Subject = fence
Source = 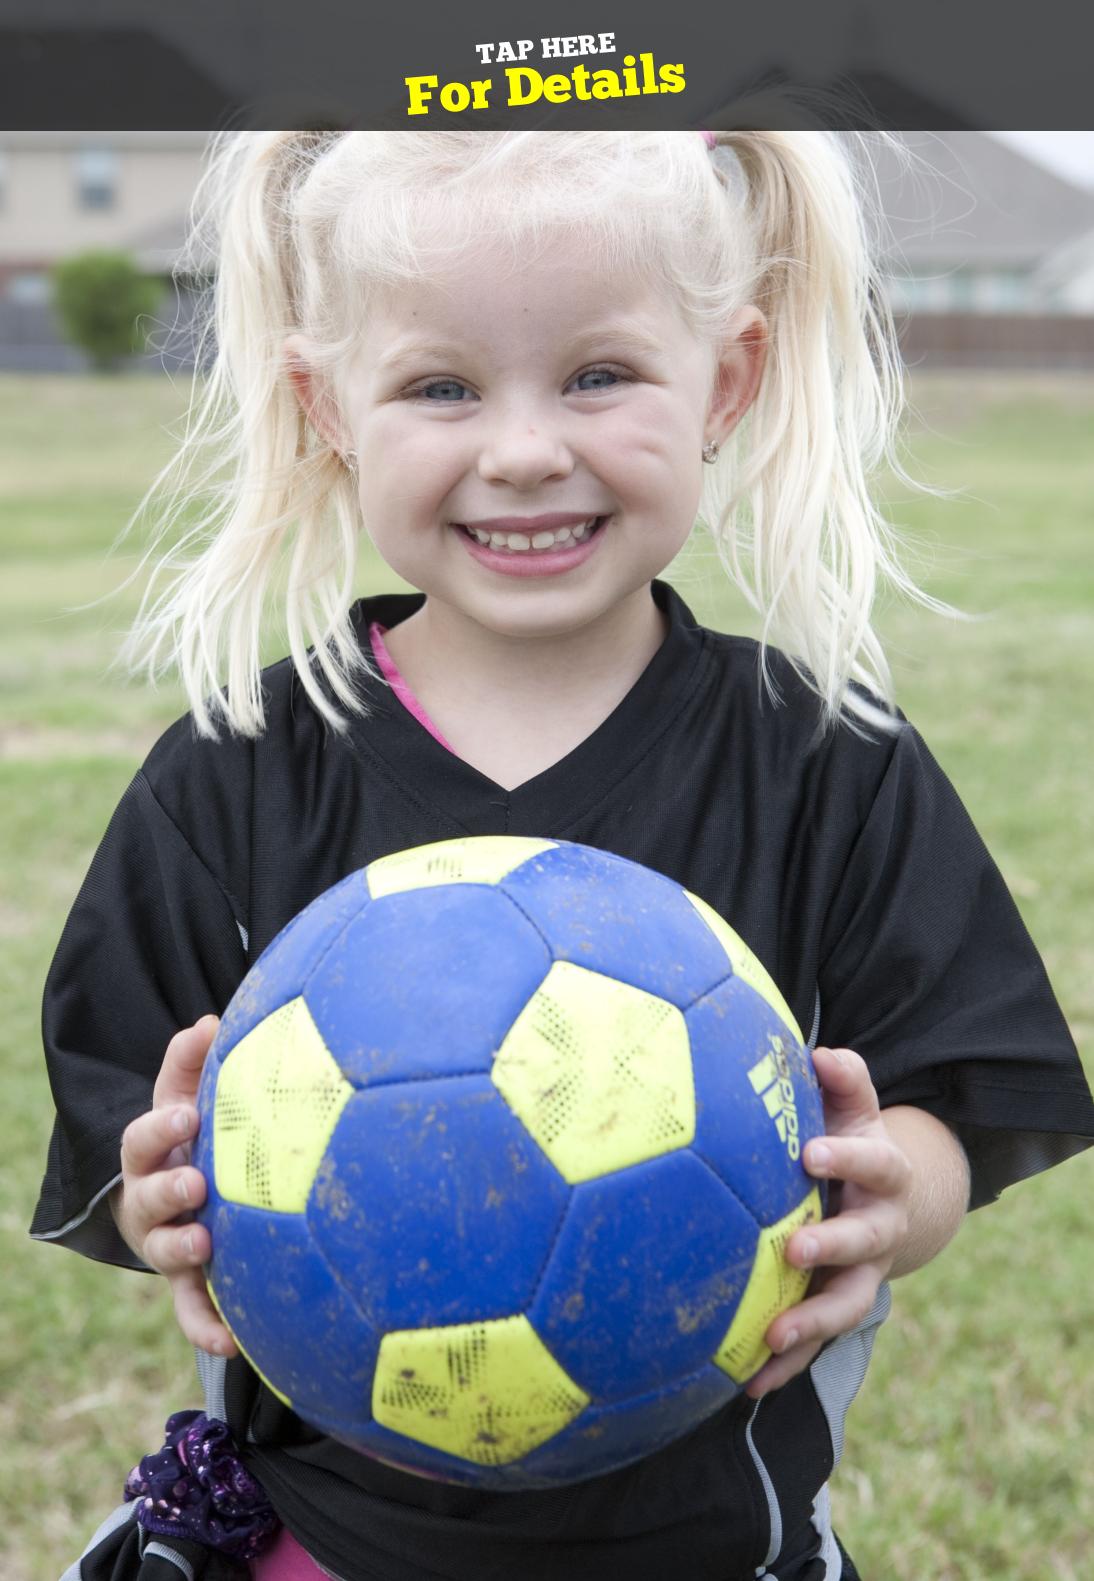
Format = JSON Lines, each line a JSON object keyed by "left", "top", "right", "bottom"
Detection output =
{"left": 897, "top": 313, "right": 1094, "bottom": 371}
{"left": 0, "top": 286, "right": 202, "bottom": 372}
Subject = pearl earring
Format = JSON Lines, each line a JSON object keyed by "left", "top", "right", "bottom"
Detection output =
{"left": 702, "top": 440, "right": 720, "bottom": 464}
{"left": 342, "top": 449, "right": 358, "bottom": 467}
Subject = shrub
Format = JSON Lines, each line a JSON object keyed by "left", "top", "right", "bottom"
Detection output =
{"left": 51, "top": 252, "right": 163, "bottom": 371}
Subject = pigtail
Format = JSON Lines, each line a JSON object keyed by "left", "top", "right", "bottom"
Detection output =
{"left": 119, "top": 129, "right": 372, "bottom": 738}
{"left": 702, "top": 129, "right": 949, "bottom": 735}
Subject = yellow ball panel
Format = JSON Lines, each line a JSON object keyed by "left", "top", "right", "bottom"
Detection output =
{"left": 213, "top": 995, "right": 353, "bottom": 1213}
{"left": 373, "top": 1314, "right": 589, "bottom": 1465}
{"left": 683, "top": 890, "right": 801, "bottom": 1042}
{"left": 491, "top": 961, "right": 695, "bottom": 1184}
{"left": 712, "top": 1188, "right": 823, "bottom": 1383}
{"left": 366, "top": 836, "right": 558, "bottom": 898}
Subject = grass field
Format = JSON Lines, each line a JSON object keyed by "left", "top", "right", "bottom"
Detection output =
{"left": 3, "top": 372, "right": 1092, "bottom": 1580}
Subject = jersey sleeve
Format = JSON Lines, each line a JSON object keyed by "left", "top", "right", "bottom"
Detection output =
{"left": 816, "top": 723, "right": 1094, "bottom": 1209}
{"left": 29, "top": 765, "right": 248, "bottom": 1267}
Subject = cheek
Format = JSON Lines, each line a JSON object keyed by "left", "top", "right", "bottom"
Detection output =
{"left": 360, "top": 419, "right": 461, "bottom": 508}
{"left": 607, "top": 393, "right": 703, "bottom": 473}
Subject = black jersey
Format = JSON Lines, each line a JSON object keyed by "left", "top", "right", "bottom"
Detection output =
{"left": 33, "top": 580, "right": 1093, "bottom": 1581}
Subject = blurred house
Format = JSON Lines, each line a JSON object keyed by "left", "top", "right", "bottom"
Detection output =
{"left": 873, "top": 130, "right": 1094, "bottom": 315}
{"left": 1, "top": 128, "right": 1094, "bottom": 370}
{"left": 1030, "top": 225, "right": 1094, "bottom": 315}
{"left": 0, "top": 130, "right": 208, "bottom": 370}
{"left": 870, "top": 130, "right": 1094, "bottom": 369}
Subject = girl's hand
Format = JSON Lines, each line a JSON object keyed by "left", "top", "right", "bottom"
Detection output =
{"left": 110, "top": 1016, "right": 239, "bottom": 1357}
{"left": 744, "top": 1044, "right": 912, "bottom": 1399}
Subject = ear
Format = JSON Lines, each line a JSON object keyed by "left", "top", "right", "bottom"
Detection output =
{"left": 706, "top": 307, "right": 767, "bottom": 446}
{"left": 283, "top": 334, "right": 352, "bottom": 456}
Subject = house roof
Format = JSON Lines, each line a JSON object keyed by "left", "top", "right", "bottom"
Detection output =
{"left": 868, "top": 130, "right": 1094, "bottom": 271}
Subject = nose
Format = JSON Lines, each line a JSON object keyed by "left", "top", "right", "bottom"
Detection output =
{"left": 476, "top": 405, "right": 574, "bottom": 490}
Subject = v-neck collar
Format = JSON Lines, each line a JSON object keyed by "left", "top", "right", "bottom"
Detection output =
{"left": 346, "top": 580, "right": 711, "bottom": 837}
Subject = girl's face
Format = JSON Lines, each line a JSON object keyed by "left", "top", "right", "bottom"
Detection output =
{"left": 297, "top": 237, "right": 761, "bottom": 645}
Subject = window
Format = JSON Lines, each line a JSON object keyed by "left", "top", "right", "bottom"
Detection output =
{"left": 75, "top": 147, "right": 118, "bottom": 211}
{"left": 7, "top": 271, "right": 52, "bottom": 304}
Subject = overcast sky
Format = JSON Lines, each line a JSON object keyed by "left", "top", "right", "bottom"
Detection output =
{"left": 991, "top": 132, "right": 1094, "bottom": 192}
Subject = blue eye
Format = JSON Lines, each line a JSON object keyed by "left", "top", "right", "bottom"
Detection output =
{"left": 415, "top": 379, "right": 472, "bottom": 403}
{"left": 573, "top": 367, "right": 624, "bottom": 392}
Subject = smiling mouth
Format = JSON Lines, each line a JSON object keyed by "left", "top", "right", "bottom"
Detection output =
{"left": 455, "top": 516, "right": 608, "bottom": 552}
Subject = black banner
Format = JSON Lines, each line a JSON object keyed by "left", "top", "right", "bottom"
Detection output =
{"left": 1, "top": 0, "right": 1092, "bottom": 131}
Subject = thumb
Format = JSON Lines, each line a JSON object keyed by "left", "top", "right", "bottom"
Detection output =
{"left": 152, "top": 1015, "right": 221, "bottom": 1109}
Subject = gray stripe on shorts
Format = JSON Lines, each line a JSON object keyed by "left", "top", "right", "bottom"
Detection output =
{"left": 195, "top": 1346, "right": 228, "bottom": 1421}
{"left": 805, "top": 1282, "right": 893, "bottom": 1577}
{"left": 142, "top": 1540, "right": 196, "bottom": 1579}
{"left": 58, "top": 1498, "right": 139, "bottom": 1581}
{"left": 748, "top": 1282, "right": 891, "bottom": 1578}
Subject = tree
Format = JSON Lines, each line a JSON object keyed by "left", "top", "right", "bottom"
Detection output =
{"left": 51, "top": 251, "right": 163, "bottom": 372}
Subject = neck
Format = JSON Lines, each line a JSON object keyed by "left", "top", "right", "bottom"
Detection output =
{"left": 381, "top": 585, "right": 668, "bottom": 789}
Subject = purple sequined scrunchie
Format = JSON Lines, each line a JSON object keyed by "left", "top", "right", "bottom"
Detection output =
{"left": 124, "top": 1411, "right": 280, "bottom": 1562}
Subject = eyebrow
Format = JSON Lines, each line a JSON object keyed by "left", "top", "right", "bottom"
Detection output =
{"left": 563, "top": 322, "right": 670, "bottom": 361}
{"left": 376, "top": 342, "right": 466, "bottom": 375}
{"left": 375, "top": 320, "right": 670, "bottom": 376}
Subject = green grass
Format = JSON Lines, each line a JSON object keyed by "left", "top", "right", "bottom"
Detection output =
{"left": 3, "top": 372, "right": 1092, "bottom": 1581}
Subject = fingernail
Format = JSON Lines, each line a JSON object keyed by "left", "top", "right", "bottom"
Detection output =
{"left": 171, "top": 1108, "right": 191, "bottom": 1137}
{"left": 799, "top": 1235, "right": 819, "bottom": 1265}
{"left": 174, "top": 1175, "right": 190, "bottom": 1204}
{"left": 779, "top": 1328, "right": 800, "bottom": 1354}
{"left": 809, "top": 1143, "right": 832, "bottom": 1172}
{"left": 830, "top": 1048, "right": 847, "bottom": 1066}
{"left": 183, "top": 1230, "right": 195, "bottom": 1257}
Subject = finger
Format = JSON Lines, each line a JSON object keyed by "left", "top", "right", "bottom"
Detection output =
{"left": 810, "top": 1046, "right": 880, "bottom": 1125}
{"left": 152, "top": 1016, "right": 221, "bottom": 1110}
{"left": 788, "top": 1204, "right": 903, "bottom": 1271}
{"left": 120, "top": 1104, "right": 198, "bottom": 1179}
{"left": 169, "top": 1268, "right": 240, "bottom": 1357}
{"left": 803, "top": 1133, "right": 912, "bottom": 1198}
{"left": 744, "top": 1333, "right": 825, "bottom": 1398}
{"left": 126, "top": 1164, "right": 209, "bottom": 1244}
{"left": 143, "top": 1218, "right": 212, "bottom": 1277}
{"left": 763, "top": 1263, "right": 880, "bottom": 1361}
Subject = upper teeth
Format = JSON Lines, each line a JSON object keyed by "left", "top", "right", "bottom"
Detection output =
{"left": 466, "top": 518, "right": 599, "bottom": 550}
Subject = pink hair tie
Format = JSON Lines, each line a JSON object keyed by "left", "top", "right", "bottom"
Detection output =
{"left": 698, "top": 129, "right": 717, "bottom": 149}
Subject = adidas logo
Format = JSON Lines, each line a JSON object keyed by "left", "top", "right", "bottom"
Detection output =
{"left": 747, "top": 1040, "right": 801, "bottom": 1160}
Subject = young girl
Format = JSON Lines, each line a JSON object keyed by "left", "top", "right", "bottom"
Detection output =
{"left": 35, "top": 130, "right": 1093, "bottom": 1581}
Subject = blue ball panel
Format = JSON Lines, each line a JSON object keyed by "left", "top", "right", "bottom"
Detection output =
{"left": 529, "top": 1151, "right": 757, "bottom": 1403}
{"left": 206, "top": 1200, "right": 377, "bottom": 1425}
{"left": 193, "top": 1070, "right": 218, "bottom": 1213}
{"left": 688, "top": 975, "right": 824, "bottom": 1226}
{"left": 499, "top": 845, "right": 732, "bottom": 1008}
{"left": 303, "top": 887, "right": 551, "bottom": 1087}
{"left": 516, "top": 1361, "right": 739, "bottom": 1486}
{"left": 307, "top": 1077, "right": 571, "bottom": 1332}
{"left": 214, "top": 870, "right": 370, "bottom": 1059}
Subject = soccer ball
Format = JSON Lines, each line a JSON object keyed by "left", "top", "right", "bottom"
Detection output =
{"left": 195, "top": 836, "right": 824, "bottom": 1488}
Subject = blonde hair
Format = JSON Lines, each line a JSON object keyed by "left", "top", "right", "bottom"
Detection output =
{"left": 122, "top": 128, "right": 943, "bottom": 738}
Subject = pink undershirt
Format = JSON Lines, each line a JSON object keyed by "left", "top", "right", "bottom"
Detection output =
{"left": 250, "top": 1524, "right": 329, "bottom": 1581}
{"left": 250, "top": 625, "right": 449, "bottom": 1581}
{"left": 368, "top": 620, "right": 456, "bottom": 754}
